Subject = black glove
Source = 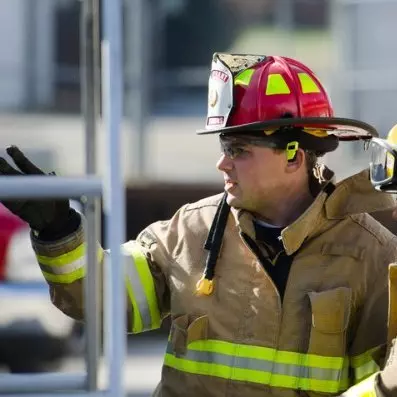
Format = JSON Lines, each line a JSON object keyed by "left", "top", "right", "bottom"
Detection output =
{"left": 0, "top": 146, "right": 79, "bottom": 238}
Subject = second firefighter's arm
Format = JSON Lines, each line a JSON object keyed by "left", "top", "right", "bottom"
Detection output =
{"left": 340, "top": 337, "right": 397, "bottom": 397}
{"left": 341, "top": 239, "right": 397, "bottom": 397}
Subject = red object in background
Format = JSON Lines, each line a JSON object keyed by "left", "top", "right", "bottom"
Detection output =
{"left": 0, "top": 204, "right": 26, "bottom": 280}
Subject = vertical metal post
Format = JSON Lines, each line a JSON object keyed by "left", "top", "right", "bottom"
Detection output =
{"left": 80, "top": 0, "right": 102, "bottom": 391}
{"left": 83, "top": 194, "right": 101, "bottom": 391}
{"left": 81, "top": 0, "right": 101, "bottom": 176}
{"left": 102, "top": 0, "right": 126, "bottom": 395}
{"left": 125, "top": 0, "right": 150, "bottom": 179}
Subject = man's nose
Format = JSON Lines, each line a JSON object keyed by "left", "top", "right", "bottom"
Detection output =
{"left": 216, "top": 154, "right": 233, "bottom": 172}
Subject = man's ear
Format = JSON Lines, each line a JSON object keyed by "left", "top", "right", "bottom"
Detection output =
{"left": 285, "top": 148, "right": 305, "bottom": 173}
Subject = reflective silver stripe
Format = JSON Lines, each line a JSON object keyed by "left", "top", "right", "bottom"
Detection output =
{"left": 353, "top": 360, "right": 379, "bottom": 382}
{"left": 166, "top": 342, "right": 349, "bottom": 382}
{"left": 39, "top": 258, "right": 85, "bottom": 275}
{"left": 123, "top": 251, "right": 152, "bottom": 332}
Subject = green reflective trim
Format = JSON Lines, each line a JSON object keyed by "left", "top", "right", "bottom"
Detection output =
{"left": 38, "top": 247, "right": 103, "bottom": 276}
{"left": 265, "top": 74, "right": 291, "bottom": 95}
{"left": 130, "top": 244, "right": 161, "bottom": 330}
{"left": 37, "top": 243, "right": 86, "bottom": 266}
{"left": 164, "top": 339, "right": 350, "bottom": 393}
{"left": 40, "top": 260, "right": 84, "bottom": 275}
{"left": 122, "top": 242, "right": 161, "bottom": 333}
{"left": 42, "top": 266, "right": 86, "bottom": 284}
{"left": 234, "top": 69, "right": 255, "bottom": 86}
{"left": 351, "top": 348, "right": 380, "bottom": 382}
{"left": 350, "top": 348, "right": 378, "bottom": 368}
{"left": 125, "top": 277, "right": 143, "bottom": 333}
{"left": 164, "top": 351, "right": 348, "bottom": 393}
{"left": 298, "top": 73, "right": 320, "bottom": 94}
{"left": 123, "top": 252, "right": 150, "bottom": 333}
{"left": 354, "top": 361, "right": 379, "bottom": 383}
{"left": 188, "top": 339, "right": 346, "bottom": 369}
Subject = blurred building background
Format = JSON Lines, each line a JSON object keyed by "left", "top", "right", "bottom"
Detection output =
{"left": 1, "top": 0, "right": 396, "bottom": 185}
{"left": 0, "top": 0, "right": 396, "bottom": 395}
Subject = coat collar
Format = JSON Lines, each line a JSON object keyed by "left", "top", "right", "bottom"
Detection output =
{"left": 232, "top": 168, "right": 395, "bottom": 256}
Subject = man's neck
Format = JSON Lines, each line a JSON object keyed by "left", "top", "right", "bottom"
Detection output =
{"left": 254, "top": 185, "right": 314, "bottom": 228}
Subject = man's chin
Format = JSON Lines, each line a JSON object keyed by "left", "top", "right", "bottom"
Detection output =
{"left": 225, "top": 193, "right": 243, "bottom": 209}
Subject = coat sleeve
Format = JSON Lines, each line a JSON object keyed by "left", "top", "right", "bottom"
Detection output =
{"left": 347, "top": 264, "right": 389, "bottom": 385}
{"left": 340, "top": 337, "right": 397, "bottom": 397}
{"left": 30, "top": 206, "right": 187, "bottom": 333}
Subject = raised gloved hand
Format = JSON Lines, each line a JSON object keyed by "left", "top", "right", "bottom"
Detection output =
{"left": 0, "top": 146, "right": 75, "bottom": 237}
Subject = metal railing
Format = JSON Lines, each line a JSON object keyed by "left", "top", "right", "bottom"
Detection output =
{"left": 0, "top": 0, "right": 126, "bottom": 395}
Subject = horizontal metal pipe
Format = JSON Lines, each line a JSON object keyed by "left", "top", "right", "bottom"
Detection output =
{"left": 2, "top": 393, "right": 107, "bottom": 397}
{"left": 0, "top": 176, "right": 102, "bottom": 198}
{"left": 0, "top": 373, "right": 86, "bottom": 393}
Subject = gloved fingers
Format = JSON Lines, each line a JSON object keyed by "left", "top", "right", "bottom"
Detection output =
{"left": 0, "top": 157, "right": 23, "bottom": 176}
{"left": 6, "top": 146, "right": 45, "bottom": 175}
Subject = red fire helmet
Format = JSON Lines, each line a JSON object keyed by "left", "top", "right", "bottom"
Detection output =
{"left": 197, "top": 53, "right": 377, "bottom": 141}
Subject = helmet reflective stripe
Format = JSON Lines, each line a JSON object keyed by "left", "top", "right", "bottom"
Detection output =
{"left": 234, "top": 69, "right": 255, "bottom": 86}
{"left": 298, "top": 72, "right": 321, "bottom": 93}
{"left": 121, "top": 241, "right": 161, "bottom": 333}
{"left": 164, "top": 339, "right": 350, "bottom": 393}
{"left": 266, "top": 74, "right": 291, "bottom": 95}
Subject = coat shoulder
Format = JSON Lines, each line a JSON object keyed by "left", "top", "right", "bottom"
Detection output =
{"left": 184, "top": 193, "right": 224, "bottom": 213}
{"left": 350, "top": 213, "right": 397, "bottom": 247}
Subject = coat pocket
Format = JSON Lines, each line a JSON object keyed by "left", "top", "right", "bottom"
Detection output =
{"left": 169, "top": 314, "right": 209, "bottom": 357}
{"left": 308, "top": 287, "right": 352, "bottom": 357}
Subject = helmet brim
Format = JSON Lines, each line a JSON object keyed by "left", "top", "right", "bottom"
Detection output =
{"left": 196, "top": 117, "right": 378, "bottom": 141}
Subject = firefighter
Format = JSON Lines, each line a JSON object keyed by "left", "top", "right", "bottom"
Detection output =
{"left": 1, "top": 54, "right": 397, "bottom": 397}
{"left": 352, "top": 125, "right": 397, "bottom": 397}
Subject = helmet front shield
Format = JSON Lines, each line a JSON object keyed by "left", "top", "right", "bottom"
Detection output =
{"left": 205, "top": 54, "right": 265, "bottom": 130}
{"left": 370, "top": 137, "right": 397, "bottom": 192}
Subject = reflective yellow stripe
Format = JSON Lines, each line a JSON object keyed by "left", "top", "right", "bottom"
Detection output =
{"left": 42, "top": 267, "right": 86, "bottom": 284}
{"left": 164, "top": 340, "right": 350, "bottom": 393}
{"left": 37, "top": 243, "right": 85, "bottom": 266}
{"left": 125, "top": 277, "right": 143, "bottom": 333}
{"left": 122, "top": 241, "right": 161, "bottom": 333}
{"left": 130, "top": 244, "right": 161, "bottom": 330}
{"left": 298, "top": 72, "right": 320, "bottom": 93}
{"left": 340, "top": 373, "right": 377, "bottom": 397}
{"left": 350, "top": 348, "right": 380, "bottom": 383}
{"left": 234, "top": 69, "right": 255, "bottom": 86}
{"left": 353, "top": 361, "right": 379, "bottom": 383}
{"left": 189, "top": 339, "right": 345, "bottom": 369}
{"left": 265, "top": 74, "right": 290, "bottom": 95}
{"left": 37, "top": 245, "right": 103, "bottom": 284}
